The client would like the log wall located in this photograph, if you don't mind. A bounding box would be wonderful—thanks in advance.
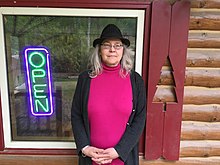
[142,0,220,164]
[180,0,220,163]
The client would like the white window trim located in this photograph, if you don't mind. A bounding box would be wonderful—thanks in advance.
[0,7,145,149]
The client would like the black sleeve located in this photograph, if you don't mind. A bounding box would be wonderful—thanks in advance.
[114,72,146,161]
[71,73,90,155]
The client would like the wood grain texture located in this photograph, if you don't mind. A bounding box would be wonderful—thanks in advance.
[191,0,220,8]
[0,155,77,165]
[153,86,220,104]
[184,86,220,104]
[158,66,220,87]
[186,48,220,67]
[188,30,220,48]
[180,140,220,157]
[140,157,220,165]
[190,9,220,30]
[182,104,220,122]
[181,121,220,140]
[0,155,220,165]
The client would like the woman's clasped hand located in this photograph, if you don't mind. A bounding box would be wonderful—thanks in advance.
[82,146,119,164]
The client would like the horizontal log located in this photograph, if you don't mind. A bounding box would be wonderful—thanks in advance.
[0,155,220,165]
[181,121,220,140]
[182,104,220,122]
[186,48,220,67]
[153,86,220,104]
[191,0,220,8]
[153,85,177,103]
[157,66,174,85]
[140,157,220,165]
[180,140,220,157]
[141,157,220,165]
[188,30,220,48]
[185,67,220,87]
[0,155,77,165]
[184,86,220,104]
[163,48,220,67]
[158,66,220,87]
[190,9,220,30]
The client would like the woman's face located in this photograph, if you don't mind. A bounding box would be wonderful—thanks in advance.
[100,39,124,67]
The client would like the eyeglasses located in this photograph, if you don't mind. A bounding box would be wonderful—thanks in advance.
[101,43,124,50]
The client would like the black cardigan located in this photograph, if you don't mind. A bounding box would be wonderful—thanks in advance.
[71,70,146,165]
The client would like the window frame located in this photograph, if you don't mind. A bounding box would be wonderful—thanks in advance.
[0,0,151,155]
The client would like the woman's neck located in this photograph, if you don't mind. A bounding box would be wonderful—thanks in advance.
[102,63,120,72]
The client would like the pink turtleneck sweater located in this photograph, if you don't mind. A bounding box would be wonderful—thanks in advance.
[88,64,132,165]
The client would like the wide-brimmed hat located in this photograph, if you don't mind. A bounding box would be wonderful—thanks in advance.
[93,24,130,47]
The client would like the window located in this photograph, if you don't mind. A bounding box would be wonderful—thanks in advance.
[0,7,145,149]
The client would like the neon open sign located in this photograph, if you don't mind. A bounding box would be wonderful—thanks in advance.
[24,46,54,116]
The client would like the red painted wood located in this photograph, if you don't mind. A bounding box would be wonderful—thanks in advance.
[0,0,150,8]
[0,92,4,151]
[0,148,76,155]
[145,0,190,160]
[145,0,171,160]
[139,6,151,154]
[162,1,190,160]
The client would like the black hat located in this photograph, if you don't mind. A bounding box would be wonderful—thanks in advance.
[93,24,130,47]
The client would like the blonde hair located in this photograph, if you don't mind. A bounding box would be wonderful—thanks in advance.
[88,45,134,78]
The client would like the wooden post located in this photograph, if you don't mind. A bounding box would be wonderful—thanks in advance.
[145,0,190,160]
[145,0,172,160]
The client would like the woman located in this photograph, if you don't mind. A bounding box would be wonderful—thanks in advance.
[71,24,146,165]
